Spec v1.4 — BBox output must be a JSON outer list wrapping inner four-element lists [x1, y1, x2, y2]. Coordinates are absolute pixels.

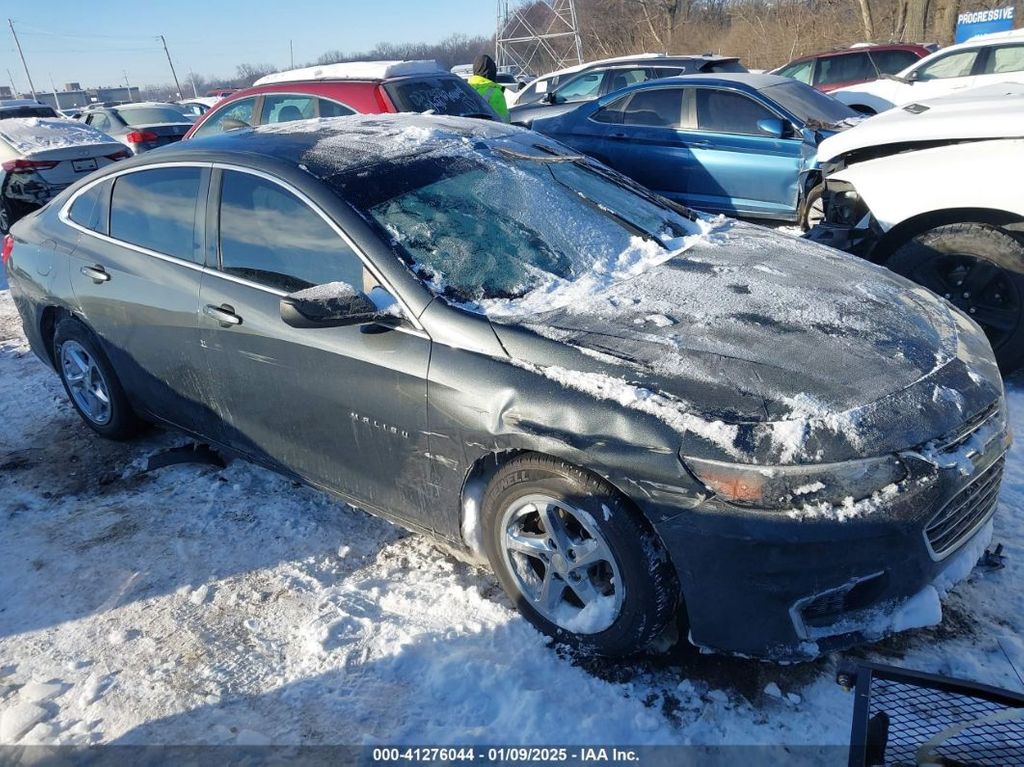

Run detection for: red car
[[185, 61, 496, 139], [771, 43, 932, 93]]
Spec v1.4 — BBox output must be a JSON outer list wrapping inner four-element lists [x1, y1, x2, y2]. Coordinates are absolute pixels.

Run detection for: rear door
[[687, 86, 804, 218], [197, 167, 432, 519], [973, 43, 1024, 89], [64, 164, 216, 432]]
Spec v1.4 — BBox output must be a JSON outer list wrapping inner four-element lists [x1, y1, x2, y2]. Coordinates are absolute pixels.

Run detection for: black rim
[[908, 254, 1021, 351]]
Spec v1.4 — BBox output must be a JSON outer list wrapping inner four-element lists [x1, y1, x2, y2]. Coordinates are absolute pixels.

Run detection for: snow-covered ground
[[1, 275, 1022, 747]]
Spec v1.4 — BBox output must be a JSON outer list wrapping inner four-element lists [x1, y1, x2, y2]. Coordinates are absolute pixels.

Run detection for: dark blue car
[[531, 73, 859, 228]]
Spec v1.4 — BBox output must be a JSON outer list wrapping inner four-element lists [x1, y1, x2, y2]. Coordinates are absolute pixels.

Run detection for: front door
[[686, 87, 805, 219], [197, 168, 432, 521]]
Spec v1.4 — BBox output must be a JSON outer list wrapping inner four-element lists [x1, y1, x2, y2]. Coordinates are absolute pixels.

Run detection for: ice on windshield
[[353, 146, 706, 313]]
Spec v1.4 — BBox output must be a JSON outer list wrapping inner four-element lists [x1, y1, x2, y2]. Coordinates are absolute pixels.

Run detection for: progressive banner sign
[[955, 6, 1015, 43]]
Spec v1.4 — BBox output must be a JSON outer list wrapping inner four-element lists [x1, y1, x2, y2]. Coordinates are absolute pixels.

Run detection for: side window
[[110, 168, 202, 262], [988, 45, 1024, 74], [916, 50, 979, 80], [815, 52, 875, 86], [696, 89, 775, 135], [777, 60, 814, 84], [654, 67, 686, 79], [557, 71, 604, 102], [604, 68, 653, 94], [68, 180, 111, 235], [591, 94, 630, 124], [869, 50, 921, 75], [318, 98, 356, 118], [87, 112, 112, 132], [191, 97, 256, 138], [259, 94, 316, 124], [218, 170, 363, 294], [621, 88, 685, 128]]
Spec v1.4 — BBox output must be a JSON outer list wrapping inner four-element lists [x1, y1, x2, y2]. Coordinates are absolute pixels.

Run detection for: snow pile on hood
[[0, 118, 118, 155]]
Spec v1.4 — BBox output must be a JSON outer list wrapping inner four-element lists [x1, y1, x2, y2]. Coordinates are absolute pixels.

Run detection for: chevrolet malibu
[[3, 115, 1010, 660]]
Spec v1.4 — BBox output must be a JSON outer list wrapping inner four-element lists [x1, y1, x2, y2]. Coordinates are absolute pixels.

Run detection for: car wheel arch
[[457, 448, 677, 569], [875, 207, 1023, 263], [39, 305, 75, 368]]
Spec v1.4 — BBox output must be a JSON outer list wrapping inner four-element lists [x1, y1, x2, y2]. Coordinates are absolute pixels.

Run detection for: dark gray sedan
[[3, 115, 1010, 660]]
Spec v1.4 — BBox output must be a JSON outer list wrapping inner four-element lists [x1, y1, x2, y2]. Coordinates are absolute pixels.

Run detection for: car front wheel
[[53, 318, 141, 439], [481, 454, 679, 656], [886, 222, 1024, 373]]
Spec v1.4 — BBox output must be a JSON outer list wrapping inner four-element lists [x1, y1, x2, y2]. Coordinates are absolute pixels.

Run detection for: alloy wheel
[[60, 340, 113, 425], [911, 254, 1021, 352], [499, 493, 624, 634]]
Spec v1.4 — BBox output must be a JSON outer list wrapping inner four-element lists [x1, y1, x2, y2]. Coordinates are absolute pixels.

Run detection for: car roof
[[106, 113, 525, 178], [254, 60, 446, 86], [0, 99, 48, 108], [526, 53, 741, 85], [786, 42, 931, 63], [632, 72, 793, 91]]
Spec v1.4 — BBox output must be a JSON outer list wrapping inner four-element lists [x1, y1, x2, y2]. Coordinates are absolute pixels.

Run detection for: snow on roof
[[0, 117, 120, 155], [254, 60, 446, 86], [817, 82, 1024, 162]]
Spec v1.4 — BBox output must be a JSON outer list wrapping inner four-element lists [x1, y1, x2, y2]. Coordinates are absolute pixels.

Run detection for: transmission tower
[[496, 0, 584, 77]]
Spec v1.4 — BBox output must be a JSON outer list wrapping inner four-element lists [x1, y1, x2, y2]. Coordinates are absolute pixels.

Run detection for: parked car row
[[4, 114, 1010, 662]]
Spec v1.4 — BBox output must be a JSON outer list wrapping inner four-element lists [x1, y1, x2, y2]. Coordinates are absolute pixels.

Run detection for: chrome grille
[[938, 401, 999, 452], [925, 457, 1004, 558]]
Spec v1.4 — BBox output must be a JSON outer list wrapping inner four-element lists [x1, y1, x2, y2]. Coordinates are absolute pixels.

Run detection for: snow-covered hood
[[492, 223, 1002, 464], [819, 83, 1024, 163], [0, 117, 122, 157]]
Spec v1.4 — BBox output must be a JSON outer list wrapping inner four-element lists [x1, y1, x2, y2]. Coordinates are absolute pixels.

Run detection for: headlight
[[822, 179, 867, 226], [681, 454, 907, 510]]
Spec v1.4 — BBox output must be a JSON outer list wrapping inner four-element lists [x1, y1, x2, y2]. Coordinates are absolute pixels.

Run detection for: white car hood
[[818, 83, 1024, 163]]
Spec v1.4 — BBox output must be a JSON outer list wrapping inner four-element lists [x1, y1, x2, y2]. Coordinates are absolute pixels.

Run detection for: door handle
[[609, 132, 628, 140], [204, 303, 242, 327], [80, 265, 110, 283]]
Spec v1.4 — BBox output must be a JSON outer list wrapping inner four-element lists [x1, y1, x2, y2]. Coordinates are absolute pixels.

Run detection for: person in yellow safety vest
[[468, 54, 510, 123]]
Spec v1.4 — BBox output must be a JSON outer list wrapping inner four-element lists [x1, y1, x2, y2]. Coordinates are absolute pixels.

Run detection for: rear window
[[384, 76, 495, 118], [114, 106, 189, 125], [0, 106, 58, 119], [703, 60, 747, 74], [68, 180, 111, 235]]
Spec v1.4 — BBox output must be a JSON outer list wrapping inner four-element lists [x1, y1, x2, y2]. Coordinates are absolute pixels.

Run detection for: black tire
[[801, 183, 825, 232], [53, 318, 141, 440], [886, 222, 1024, 373], [481, 454, 679, 656]]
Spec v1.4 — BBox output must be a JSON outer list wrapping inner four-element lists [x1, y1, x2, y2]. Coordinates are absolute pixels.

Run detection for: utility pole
[[8, 18, 37, 100], [6, 68, 18, 99], [48, 72, 59, 112], [123, 70, 134, 101], [159, 34, 182, 98], [290, 39, 294, 68], [188, 71, 198, 98]]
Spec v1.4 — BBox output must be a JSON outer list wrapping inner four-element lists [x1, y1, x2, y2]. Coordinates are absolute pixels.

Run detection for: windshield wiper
[[494, 146, 587, 163]]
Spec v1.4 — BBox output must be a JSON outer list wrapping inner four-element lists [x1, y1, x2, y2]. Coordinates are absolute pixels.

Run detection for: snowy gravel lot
[[1, 270, 1022, 748]]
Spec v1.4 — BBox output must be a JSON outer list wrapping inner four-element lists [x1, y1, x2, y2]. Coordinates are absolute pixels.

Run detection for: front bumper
[[649, 400, 1011, 660]]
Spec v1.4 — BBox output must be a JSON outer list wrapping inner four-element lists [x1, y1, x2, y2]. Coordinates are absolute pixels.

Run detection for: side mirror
[[756, 118, 786, 138], [221, 117, 251, 131], [905, 69, 920, 83], [543, 91, 558, 105], [280, 282, 402, 329]]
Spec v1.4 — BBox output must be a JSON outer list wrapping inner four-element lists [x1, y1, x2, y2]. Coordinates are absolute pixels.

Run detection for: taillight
[[125, 131, 158, 144], [2, 235, 13, 268], [2, 158, 60, 173], [106, 149, 131, 161]]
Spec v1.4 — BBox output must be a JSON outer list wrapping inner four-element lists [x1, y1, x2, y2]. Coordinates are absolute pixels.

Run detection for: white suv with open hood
[[808, 83, 1024, 371]]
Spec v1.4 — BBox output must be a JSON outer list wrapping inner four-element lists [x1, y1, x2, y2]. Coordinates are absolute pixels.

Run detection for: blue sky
[[3, 0, 496, 93]]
